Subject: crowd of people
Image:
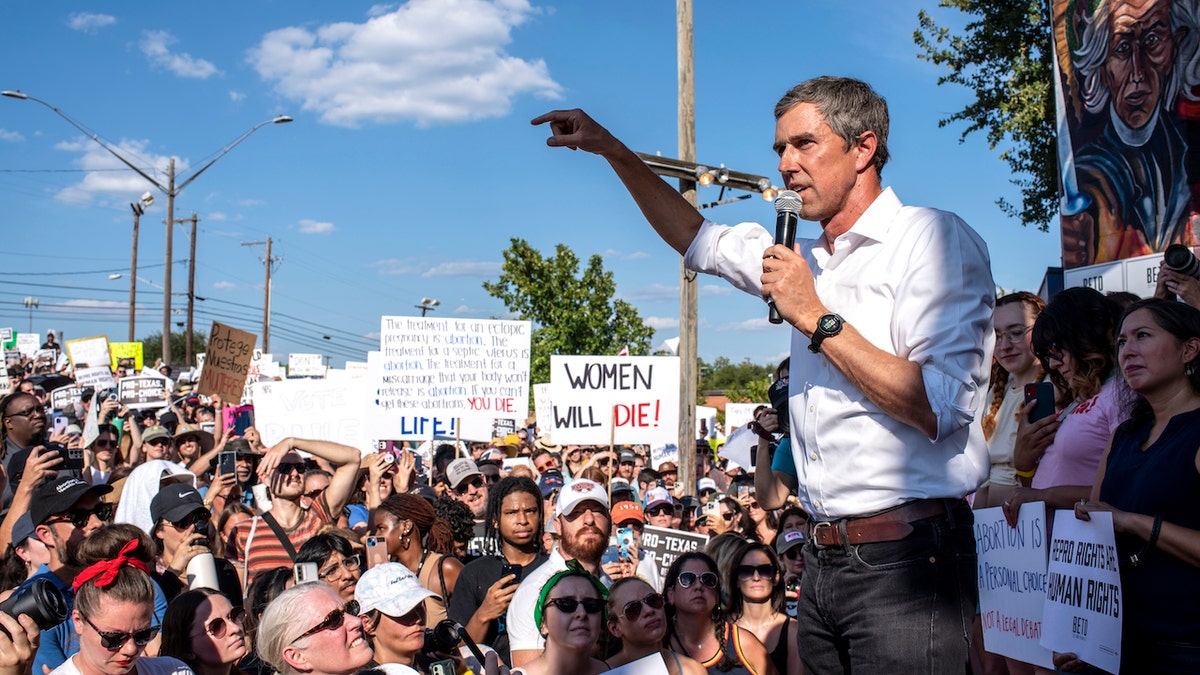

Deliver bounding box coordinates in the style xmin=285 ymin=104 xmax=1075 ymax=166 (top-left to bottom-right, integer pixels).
xmin=1 ymin=69 xmax=1198 ymax=675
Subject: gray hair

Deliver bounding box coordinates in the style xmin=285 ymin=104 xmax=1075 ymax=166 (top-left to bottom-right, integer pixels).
xmin=774 ymin=76 xmax=890 ymax=173
xmin=255 ymin=582 xmax=335 ymax=675
xmin=1075 ymin=0 xmax=1200 ymax=115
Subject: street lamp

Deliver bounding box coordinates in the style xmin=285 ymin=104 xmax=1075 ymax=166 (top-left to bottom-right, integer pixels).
xmin=416 ymin=298 xmax=440 ymax=317
xmin=22 ymin=297 xmax=38 ymax=333
xmin=128 ymin=192 xmax=154 ymax=341
xmin=2 ymin=89 xmax=292 ymax=365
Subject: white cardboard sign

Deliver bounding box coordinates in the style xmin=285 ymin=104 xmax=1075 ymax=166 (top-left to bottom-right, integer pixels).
xmin=548 ymin=355 xmax=679 ymax=445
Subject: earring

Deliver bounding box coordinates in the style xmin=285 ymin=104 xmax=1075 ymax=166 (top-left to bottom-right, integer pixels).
xmin=400 ymin=528 xmax=412 ymax=549
xmin=1188 ymin=362 xmax=1196 ymax=377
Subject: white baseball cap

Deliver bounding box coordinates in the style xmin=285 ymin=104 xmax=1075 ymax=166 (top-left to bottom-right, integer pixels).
xmin=355 ymin=563 xmax=438 ymax=617
xmin=555 ymin=479 xmax=610 ymax=518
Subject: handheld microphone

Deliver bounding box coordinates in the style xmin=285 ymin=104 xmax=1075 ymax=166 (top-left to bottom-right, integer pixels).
xmin=768 ymin=190 xmax=803 ymax=324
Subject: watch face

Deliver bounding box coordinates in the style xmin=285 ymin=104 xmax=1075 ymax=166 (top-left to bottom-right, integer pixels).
xmin=818 ymin=314 xmax=841 ymax=333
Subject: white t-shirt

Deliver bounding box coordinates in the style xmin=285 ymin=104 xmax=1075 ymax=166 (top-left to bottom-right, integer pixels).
xmin=50 ymin=655 xmax=193 ymax=675
xmin=506 ymin=548 xmax=613 ymax=653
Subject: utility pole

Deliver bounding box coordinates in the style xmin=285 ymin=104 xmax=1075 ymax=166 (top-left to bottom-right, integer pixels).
xmin=163 ymin=159 xmax=175 ymax=366
xmin=174 ymin=213 xmax=200 ymax=366
xmin=676 ymin=0 xmax=699 ymax=498
xmin=242 ymin=237 xmax=279 ymax=352
xmin=129 ymin=203 xmax=143 ymax=342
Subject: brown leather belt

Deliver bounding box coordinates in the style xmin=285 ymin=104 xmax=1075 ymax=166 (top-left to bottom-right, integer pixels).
xmin=809 ymin=499 xmax=949 ymax=548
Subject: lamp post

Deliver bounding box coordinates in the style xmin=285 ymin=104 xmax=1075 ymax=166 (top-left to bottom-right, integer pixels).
xmin=415 ymin=298 xmax=440 ymax=317
xmin=1 ymin=90 xmax=291 ymax=365
xmin=22 ymin=297 xmax=38 ymax=333
xmin=128 ymin=192 xmax=154 ymax=342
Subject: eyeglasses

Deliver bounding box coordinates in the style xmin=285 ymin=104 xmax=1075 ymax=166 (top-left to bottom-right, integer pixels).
xmin=276 ymin=462 xmax=306 ymax=476
xmin=169 ymin=509 xmax=210 ymax=531
xmin=535 ymin=462 xmax=557 ymax=473
xmin=319 ymin=554 xmax=362 ymax=580
xmin=995 ymin=326 xmax=1033 ymax=344
xmin=80 ymin=614 xmax=159 ymax=651
xmin=782 ymin=547 xmax=803 ymax=561
xmin=544 ymin=597 xmax=605 ymax=614
xmin=93 ymin=438 xmax=117 ymax=449
xmin=293 ymin=601 xmax=359 ymax=643
xmin=5 ymin=406 xmax=42 ymax=420
xmin=202 ymin=606 xmax=247 ymax=638
xmin=454 ymin=476 xmax=484 ymax=495
xmin=736 ymin=563 xmax=776 ymax=580
xmin=646 ymin=506 xmax=672 ymax=518
xmin=48 ymin=502 xmax=115 ymax=529
xmin=721 ymin=512 xmax=736 ymax=521
xmin=677 ymin=572 xmax=718 ymax=589
xmin=619 ymin=592 xmax=664 ymax=622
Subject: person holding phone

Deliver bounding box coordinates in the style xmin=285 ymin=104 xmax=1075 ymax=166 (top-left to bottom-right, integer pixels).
xmin=448 ymin=476 xmax=548 ymax=665
xmin=149 ymin=484 xmax=242 ymax=604
xmin=295 ymin=534 xmax=361 ymax=604
xmin=1003 ymin=288 xmax=1129 ymax=527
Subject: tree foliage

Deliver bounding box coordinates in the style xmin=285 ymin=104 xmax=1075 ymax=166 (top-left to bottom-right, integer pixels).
xmin=139 ymin=330 xmax=208 ymax=368
xmin=483 ymin=238 xmax=653 ymax=387
xmin=914 ymin=1 xmax=1057 ymax=230
xmin=698 ymin=356 xmax=774 ymax=395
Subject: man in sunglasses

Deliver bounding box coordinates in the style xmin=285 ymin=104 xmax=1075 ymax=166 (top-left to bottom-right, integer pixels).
xmin=1 ymin=391 xmax=53 ymax=515
xmin=138 ymin=425 xmax=176 ymax=463
xmin=507 ymin=479 xmax=613 ymax=668
xmin=228 ymin=436 xmax=361 ymax=583
xmin=444 ymin=457 xmax=490 ymax=557
xmin=20 ymin=475 xmax=113 ymax=606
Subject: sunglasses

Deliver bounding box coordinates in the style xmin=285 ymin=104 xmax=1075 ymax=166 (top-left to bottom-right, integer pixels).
xmin=677 ymin=572 xmax=718 ymax=589
xmin=454 ymin=476 xmax=485 ymax=495
xmin=81 ymin=614 xmax=159 ymax=651
xmin=736 ymin=563 xmax=776 ymax=581
xmin=6 ymin=406 xmax=42 ymax=419
xmin=782 ymin=547 xmax=804 ymax=561
xmin=595 ymin=459 xmax=611 ymax=467
xmin=319 ymin=554 xmax=362 ymax=580
xmin=49 ymin=502 xmax=115 ymax=529
xmin=146 ymin=438 xmax=171 ymax=447
xmin=544 ymin=597 xmax=605 ymax=615
xmin=293 ymin=601 xmax=359 ymax=643
xmin=93 ymin=438 xmax=118 ymax=449
xmin=721 ymin=512 xmax=736 ymax=522
xmin=203 ymin=606 xmax=247 ymax=638
xmin=276 ymin=462 xmax=306 ymax=476
xmin=619 ymin=592 xmax=664 ymax=622
xmin=646 ymin=506 xmax=673 ymax=518
xmin=169 ymin=509 xmax=210 ymax=531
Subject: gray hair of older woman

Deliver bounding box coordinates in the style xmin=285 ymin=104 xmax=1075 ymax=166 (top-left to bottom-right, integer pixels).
xmin=255 ymin=582 xmax=335 ymax=674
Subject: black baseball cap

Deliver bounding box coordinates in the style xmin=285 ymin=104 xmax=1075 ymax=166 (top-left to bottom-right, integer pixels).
xmin=150 ymin=483 xmax=206 ymax=524
xmin=30 ymin=476 xmax=113 ymax=527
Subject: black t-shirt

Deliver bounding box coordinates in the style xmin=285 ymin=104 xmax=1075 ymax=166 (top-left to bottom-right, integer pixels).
xmin=446 ymin=552 xmax=549 ymax=664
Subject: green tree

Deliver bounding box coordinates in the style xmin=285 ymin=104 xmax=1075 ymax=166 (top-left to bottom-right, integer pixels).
xmin=698 ymin=356 xmax=774 ymax=394
xmin=914 ymin=1 xmax=1056 ymax=230
xmin=483 ymin=238 xmax=654 ymax=387
xmin=139 ymin=330 xmax=208 ymax=368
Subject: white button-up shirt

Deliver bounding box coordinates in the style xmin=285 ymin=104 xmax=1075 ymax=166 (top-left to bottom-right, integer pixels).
xmin=685 ymin=188 xmax=993 ymax=519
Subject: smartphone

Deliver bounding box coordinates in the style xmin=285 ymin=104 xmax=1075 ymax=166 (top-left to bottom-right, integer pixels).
xmin=217 ymin=451 xmax=237 ymax=477
xmin=55 ymin=444 xmax=84 ymax=472
xmin=293 ymin=562 xmax=319 ymax=584
xmin=616 ymin=527 xmax=634 ymax=561
xmin=428 ymin=660 xmax=455 ymax=675
xmin=199 ymin=421 xmax=216 ymax=434
xmin=499 ymin=561 xmax=522 ymax=585
xmin=51 ymin=413 xmax=69 ymax=436
xmin=365 ymin=536 xmax=389 ymax=569
xmin=1024 ymin=382 xmax=1056 ymax=423
xmin=601 ymin=543 xmax=621 ymax=566
xmin=737 ymin=484 xmax=751 ymax=499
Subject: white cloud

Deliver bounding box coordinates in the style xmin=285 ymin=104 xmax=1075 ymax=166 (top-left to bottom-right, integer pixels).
xmin=247 ymin=0 xmax=562 ymax=127
xmin=141 ymin=30 xmax=221 ymax=79
xmin=452 ymin=304 xmax=492 ymax=316
xmin=645 ymin=316 xmax=679 ymax=330
xmin=229 ymin=91 xmax=246 ymax=102
xmin=422 ymin=261 xmax=502 ymax=277
xmin=239 ymin=198 xmax=264 ymax=207
xmin=52 ymin=137 xmax=183 ymax=206
xmin=717 ymin=317 xmax=773 ymax=332
xmin=370 ymin=258 xmax=422 ymax=276
xmin=206 ymin=212 xmax=229 ymax=222
xmin=298 ymin=219 xmax=335 ymax=234
xmin=364 ymin=331 xmax=381 ymax=341
xmin=625 ymin=283 xmax=678 ymax=302
xmin=699 ymin=284 xmax=732 ymax=297
xmin=212 ymin=281 xmax=236 ymax=290
xmin=67 ymin=12 xmax=116 ymax=33
xmin=367 ymin=4 xmax=398 ymax=16
xmin=0 ymin=129 xmax=24 ymax=142
xmin=62 ymin=298 xmax=126 ymax=309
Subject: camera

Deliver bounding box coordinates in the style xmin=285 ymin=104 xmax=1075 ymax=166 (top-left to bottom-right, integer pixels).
xmin=768 ymin=377 xmax=790 ymax=435
xmin=0 ymin=578 xmax=67 ymax=633
xmin=1164 ymin=244 xmax=1200 ymax=280
xmin=423 ymin=619 xmax=460 ymax=654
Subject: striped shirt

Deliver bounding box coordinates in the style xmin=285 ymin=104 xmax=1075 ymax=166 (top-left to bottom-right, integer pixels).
xmin=229 ymin=497 xmax=333 ymax=581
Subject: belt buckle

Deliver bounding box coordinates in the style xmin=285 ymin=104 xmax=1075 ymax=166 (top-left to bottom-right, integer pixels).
xmin=811 ymin=521 xmax=836 ymax=549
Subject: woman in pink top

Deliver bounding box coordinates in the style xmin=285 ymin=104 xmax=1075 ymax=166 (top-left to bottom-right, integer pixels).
xmin=1003 ymin=287 xmax=1128 ymax=527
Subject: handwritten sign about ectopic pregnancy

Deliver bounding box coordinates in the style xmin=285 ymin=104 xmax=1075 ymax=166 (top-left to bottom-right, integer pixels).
xmin=549 ymin=355 xmax=680 ymax=445
xmin=371 ymin=317 xmax=531 ymax=439
xmin=974 ymin=504 xmax=1054 ymax=669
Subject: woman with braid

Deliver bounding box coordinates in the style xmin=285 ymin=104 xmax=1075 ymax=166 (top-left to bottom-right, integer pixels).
xmin=367 ymin=493 xmax=462 ymax=625
xmin=978 ymin=291 xmax=1048 ymax=509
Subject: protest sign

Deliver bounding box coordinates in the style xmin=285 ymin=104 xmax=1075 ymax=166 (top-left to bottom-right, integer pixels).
xmin=344 ymin=361 xmax=368 ymax=378
xmin=641 ymin=525 xmax=707 ymax=582
xmin=223 ymin=405 xmax=255 ymax=438
xmin=548 ymin=355 xmax=680 ymax=445
xmin=15 ymin=333 xmax=38 ymax=357
xmin=252 ymin=378 xmax=370 ymax=455
xmin=75 ymin=366 xmax=116 ymax=391
xmin=696 ymin=405 xmax=717 ymax=439
xmin=288 ymin=353 xmax=325 ymax=378
xmin=50 ymin=385 xmax=82 ymax=412
xmin=724 ymin=402 xmax=764 ymax=435
xmin=717 ymin=425 xmax=757 ymax=471
xmin=605 ymin=654 xmax=669 ymax=675
xmin=65 ymin=336 xmax=111 ymax=370
xmin=117 ymin=376 xmax=170 ymax=410
xmin=0 ymin=361 xmax=9 ymax=396
xmin=0 ymin=328 xmax=12 ymax=350
xmin=533 ymin=383 xmax=553 ymax=438
xmin=109 ymin=342 xmax=144 ymax=372
xmin=370 ymin=317 xmax=531 ymax=441
xmin=34 ymin=350 xmax=57 ymax=369
xmin=974 ymin=505 xmax=1054 ymax=669
xmin=650 ymin=443 xmax=678 ymax=470
xmin=1041 ymin=510 xmax=1122 ymax=674
xmin=366 ymin=351 xmax=467 ymax=441
xmin=491 ymin=418 xmax=516 ymax=439
xmin=197 ymin=321 xmax=257 ymax=404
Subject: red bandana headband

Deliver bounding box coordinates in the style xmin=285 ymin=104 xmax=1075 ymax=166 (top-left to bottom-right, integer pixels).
xmin=72 ymin=539 xmax=149 ymax=592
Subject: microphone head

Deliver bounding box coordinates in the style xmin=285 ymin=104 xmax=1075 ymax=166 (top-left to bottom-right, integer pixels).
xmin=774 ymin=190 xmax=803 ymax=215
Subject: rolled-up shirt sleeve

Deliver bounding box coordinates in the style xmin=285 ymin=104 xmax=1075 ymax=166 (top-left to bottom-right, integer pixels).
xmin=684 ymin=219 xmax=774 ymax=298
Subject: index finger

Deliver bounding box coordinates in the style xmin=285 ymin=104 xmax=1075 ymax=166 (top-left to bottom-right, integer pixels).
xmin=530 ymin=109 xmax=573 ymax=126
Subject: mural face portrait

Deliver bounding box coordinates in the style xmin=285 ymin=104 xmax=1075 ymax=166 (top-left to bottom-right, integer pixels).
xmin=1101 ymin=0 xmax=1181 ymax=129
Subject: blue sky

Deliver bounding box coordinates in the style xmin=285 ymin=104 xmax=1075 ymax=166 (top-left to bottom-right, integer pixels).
xmin=0 ymin=1 xmax=1063 ymax=369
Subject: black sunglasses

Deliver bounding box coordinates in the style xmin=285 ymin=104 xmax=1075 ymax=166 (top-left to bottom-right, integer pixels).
xmin=646 ymin=506 xmax=672 ymax=517
xmin=50 ymin=502 xmax=115 ymax=529
xmin=203 ymin=606 xmax=247 ymax=638
xmin=169 ymin=509 xmax=210 ymax=531
xmin=544 ymin=597 xmax=605 ymax=614
xmin=782 ymin=547 xmax=803 ymax=561
xmin=276 ymin=462 xmax=306 ymax=476
xmin=620 ymin=592 xmax=664 ymax=621
xmin=293 ymin=601 xmax=359 ymax=643
xmin=453 ymin=476 xmax=485 ymax=495
xmin=81 ymin=614 xmax=159 ymax=651
xmin=736 ymin=563 xmax=776 ymax=580
xmin=677 ymin=572 xmax=718 ymax=589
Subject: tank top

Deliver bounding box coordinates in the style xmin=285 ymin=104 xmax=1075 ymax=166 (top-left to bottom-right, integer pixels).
xmin=767 ymin=616 xmax=791 ymax=675
xmin=697 ymin=622 xmax=758 ymax=675
xmin=417 ymin=551 xmax=451 ymax=625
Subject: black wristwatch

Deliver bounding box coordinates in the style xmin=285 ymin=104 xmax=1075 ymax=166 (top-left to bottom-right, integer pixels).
xmin=808 ymin=313 xmax=844 ymax=353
